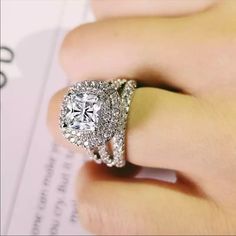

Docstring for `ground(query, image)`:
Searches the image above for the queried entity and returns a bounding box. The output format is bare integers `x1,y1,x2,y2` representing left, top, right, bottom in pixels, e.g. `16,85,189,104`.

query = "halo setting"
60,79,136,167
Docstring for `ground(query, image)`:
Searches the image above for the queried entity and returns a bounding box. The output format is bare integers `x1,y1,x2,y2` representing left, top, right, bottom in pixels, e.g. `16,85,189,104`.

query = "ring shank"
87,79,136,167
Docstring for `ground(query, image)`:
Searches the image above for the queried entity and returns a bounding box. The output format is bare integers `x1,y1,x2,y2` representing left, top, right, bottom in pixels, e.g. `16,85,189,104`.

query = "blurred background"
1,0,93,235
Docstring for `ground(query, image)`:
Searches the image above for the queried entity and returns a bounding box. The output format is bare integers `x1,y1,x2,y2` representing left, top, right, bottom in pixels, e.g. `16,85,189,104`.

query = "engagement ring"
59,79,136,167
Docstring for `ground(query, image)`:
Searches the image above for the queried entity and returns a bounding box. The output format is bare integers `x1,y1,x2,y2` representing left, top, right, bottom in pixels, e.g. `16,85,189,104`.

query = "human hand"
48,0,236,234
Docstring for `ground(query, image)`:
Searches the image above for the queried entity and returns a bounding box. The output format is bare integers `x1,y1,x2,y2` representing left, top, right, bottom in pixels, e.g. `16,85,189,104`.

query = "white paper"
2,0,93,235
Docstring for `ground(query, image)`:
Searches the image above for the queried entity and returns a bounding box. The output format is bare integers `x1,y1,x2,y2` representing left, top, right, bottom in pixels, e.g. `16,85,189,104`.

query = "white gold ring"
59,79,136,167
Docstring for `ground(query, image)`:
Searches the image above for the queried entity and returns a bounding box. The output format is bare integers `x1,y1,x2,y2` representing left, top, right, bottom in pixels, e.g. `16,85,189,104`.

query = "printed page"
2,0,93,234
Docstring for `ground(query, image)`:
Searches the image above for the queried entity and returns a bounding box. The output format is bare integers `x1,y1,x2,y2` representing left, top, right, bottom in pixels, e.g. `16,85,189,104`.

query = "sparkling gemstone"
64,93,101,131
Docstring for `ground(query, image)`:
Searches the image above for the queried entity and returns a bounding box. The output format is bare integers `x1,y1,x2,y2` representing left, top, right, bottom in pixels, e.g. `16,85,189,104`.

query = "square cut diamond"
64,93,101,131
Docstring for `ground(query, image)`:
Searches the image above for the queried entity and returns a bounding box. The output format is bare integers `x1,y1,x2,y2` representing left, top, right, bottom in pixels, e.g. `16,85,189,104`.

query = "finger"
75,162,235,235
60,6,236,94
48,86,236,205
47,86,231,178
91,0,219,19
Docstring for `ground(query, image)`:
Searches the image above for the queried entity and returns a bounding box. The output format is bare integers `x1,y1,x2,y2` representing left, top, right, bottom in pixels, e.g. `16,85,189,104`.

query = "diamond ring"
59,79,137,167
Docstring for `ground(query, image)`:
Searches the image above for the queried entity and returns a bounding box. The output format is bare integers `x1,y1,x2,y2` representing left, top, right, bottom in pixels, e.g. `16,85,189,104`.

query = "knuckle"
76,202,94,232
76,198,109,234
59,23,93,76
59,28,79,73
76,178,121,234
76,173,108,234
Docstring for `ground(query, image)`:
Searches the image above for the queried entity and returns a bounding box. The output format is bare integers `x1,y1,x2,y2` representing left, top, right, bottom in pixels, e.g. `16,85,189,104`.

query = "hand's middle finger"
92,0,219,19
60,5,236,95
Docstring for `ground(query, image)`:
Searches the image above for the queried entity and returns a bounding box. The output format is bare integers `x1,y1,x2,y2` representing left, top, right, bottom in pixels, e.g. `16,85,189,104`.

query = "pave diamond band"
59,79,136,167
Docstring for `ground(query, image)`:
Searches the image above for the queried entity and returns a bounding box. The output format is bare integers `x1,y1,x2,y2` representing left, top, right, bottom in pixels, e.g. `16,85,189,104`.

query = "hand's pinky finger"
75,162,233,235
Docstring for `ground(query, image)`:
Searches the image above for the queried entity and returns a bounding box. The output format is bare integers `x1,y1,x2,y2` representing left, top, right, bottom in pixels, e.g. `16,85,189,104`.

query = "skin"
47,0,236,234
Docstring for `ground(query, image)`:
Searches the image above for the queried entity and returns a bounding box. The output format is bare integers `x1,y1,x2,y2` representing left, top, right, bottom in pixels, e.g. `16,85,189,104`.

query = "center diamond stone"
65,93,101,131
